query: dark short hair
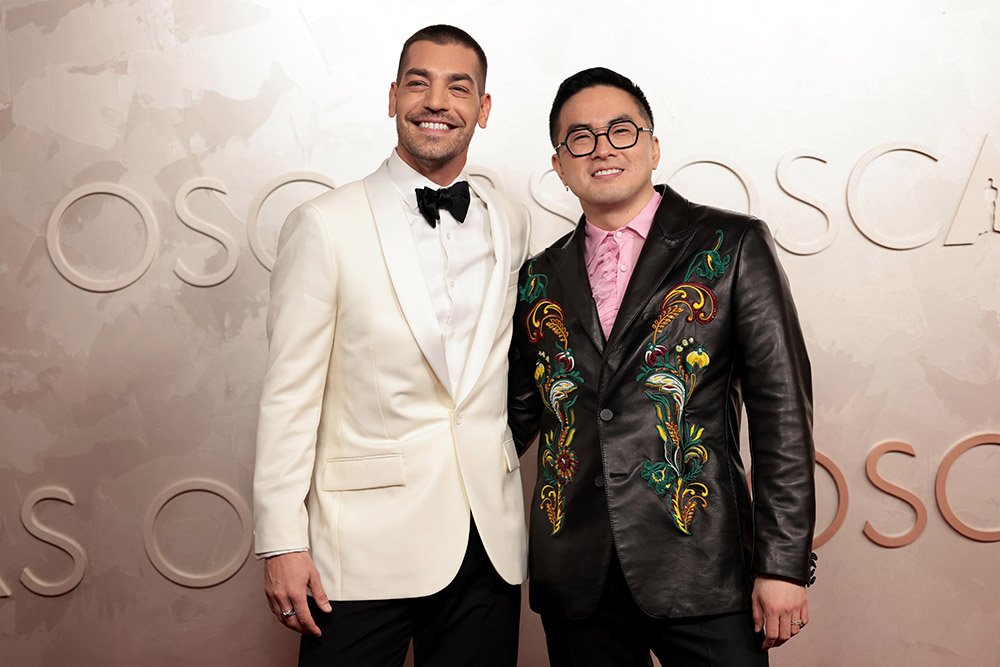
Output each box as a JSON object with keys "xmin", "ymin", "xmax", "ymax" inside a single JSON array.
[
  {"xmin": 397, "ymin": 24, "xmax": 488, "ymax": 92},
  {"xmin": 548, "ymin": 67, "xmax": 654, "ymax": 145}
]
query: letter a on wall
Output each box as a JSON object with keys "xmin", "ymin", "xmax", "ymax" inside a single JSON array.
[{"xmin": 945, "ymin": 134, "xmax": 1000, "ymax": 245}]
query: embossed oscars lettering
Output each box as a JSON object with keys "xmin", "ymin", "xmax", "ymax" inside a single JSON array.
[
  {"xmin": 774, "ymin": 151, "xmax": 836, "ymax": 255},
  {"xmin": 46, "ymin": 172, "xmax": 337, "ymax": 290},
  {"xmin": 935, "ymin": 435, "xmax": 1000, "ymax": 542},
  {"xmin": 664, "ymin": 155, "xmax": 760, "ymax": 217},
  {"xmin": 46, "ymin": 183, "xmax": 160, "ymax": 293},
  {"xmin": 174, "ymin": 178, "xmax": 240, "ymax": 287},
  {"xmin": 863, "ymin": 442, "xmax": 929, "ymax": 548},
  {"xmin": 20, "ymin": 487, "xmax": 87, "ymax": 596},
  {"xmin": 945, "ymin": 134, "xmax": 1000, "ymax": 245},
  {"xmin": 143, "ymin": 479, "xmax": 253, "ymax": 588},
  {"xmin": 2, "ymin": 435, "xmax": 996, "ymax": 599},
  {"xmin": 246, "ymin": 172, "xmax": 337, "ymax": 271},
  {"xmin": 45, "ymin": 138, "xmax": 1000, "ymax": 292},
  {"xmin": 813, "ymin": 452, "xmax": 849, "ymax": 549},
  {"xmin": 847, "ymin": 142, "xmax": 941, "ymax": 250}
]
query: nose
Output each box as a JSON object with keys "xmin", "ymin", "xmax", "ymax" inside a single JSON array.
[
  {"xmin": 592, "ymin": 132, "xmax": 615, "ymax": 158},
  {"xmin": 424, "ymin": 81, "xmax": 450, "ymax": 112}
]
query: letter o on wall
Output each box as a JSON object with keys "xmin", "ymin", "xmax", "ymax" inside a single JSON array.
[
  {"xmin": 813, "ymin": 452, "xmax": 849, "ymax": 549},
  {"xmin": 935, "ymin": 434, "xmax": 1000, "ymax": 542},
  {"xmin": 144, "ymin": 479, "xmax": 253, "ymax": 588},
  {"xmin": 46, "ymin": 183, "xmax": 160, "ymax": 292}
]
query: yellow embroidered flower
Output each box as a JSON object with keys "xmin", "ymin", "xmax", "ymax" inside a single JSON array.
[
  {"xmin": 535, "ymin": 362, "xmax": 546, "ymax": 383},
  {"xmin": 686, "ymin": 349, "xmax": 710, "ymax": 369}
]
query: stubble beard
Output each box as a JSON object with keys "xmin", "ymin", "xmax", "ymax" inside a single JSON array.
[{"xmin": 396, "ymin": 115, "xmax": 473, "ymax": 173}]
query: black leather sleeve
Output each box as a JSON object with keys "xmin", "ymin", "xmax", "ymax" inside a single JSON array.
[
  {"xmin": 507, "ymin": 326, "xmax": 543, "ymax": 457},
  {"xmin": 732, "ymin": 219, "xmax": 816, "ymax": 584}
]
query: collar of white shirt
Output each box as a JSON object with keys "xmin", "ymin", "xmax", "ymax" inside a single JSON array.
[{"xmin": 386, "ymin": 149, "xmax": 471, "ymax": 214}]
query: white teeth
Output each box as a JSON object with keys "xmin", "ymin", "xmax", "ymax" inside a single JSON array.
[
  {"xmin": 593, "ymin": 168, "xmax": 622, "ymax": 177},
  {"xmin": 419, "ymin": 122, "xmax": 450, "ymax": 130}
]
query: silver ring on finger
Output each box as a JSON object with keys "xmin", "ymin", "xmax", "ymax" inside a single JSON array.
[
  {"xmin": 791, "ymin": 619, "xmax": 804, "ymax": 627},
  {"xmin": 280, "ymin": 608, "xmax": 296, "ymax": 619}
]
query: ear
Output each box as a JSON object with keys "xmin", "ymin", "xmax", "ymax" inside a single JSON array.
[
  {"xmin": 651, "ymin": 134, "xmax": 661, "ymax": 170},
  {"xmin": 388, "ymin": 82, "xmax": 398, "ymax": 118},
  {"xmin": 551, "ymin": 152, "xmax": 567, "ymax": 186},
  {"xmin": 477, "ymin": 93, "xmax": 492, "ymax": 129}
]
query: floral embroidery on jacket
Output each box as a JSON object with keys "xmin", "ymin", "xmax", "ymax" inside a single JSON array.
[
  {"xmin": 520, "ymin": 261, "xmax": 583, "ymax": 536},
  {"xmin": 636, "ymin": 283, "xmax": 718, "ymax": 535}
]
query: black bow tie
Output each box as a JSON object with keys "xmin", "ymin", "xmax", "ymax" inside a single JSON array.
[{"xmin": 415, "ymin": 181, "xmax": 471, "ymax": 228}]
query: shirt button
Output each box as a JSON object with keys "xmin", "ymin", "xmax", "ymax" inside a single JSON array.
[
  {"xmin": 446, "ymin": 233, "xmax": 453, "ymax": 240},
  {"xmin": 614, "ymin": 230, "xmax": 623, "ymax": 238},
  {"xmin": 619, "ymin": 263, "xmax": 628, "ymax": 272},
  {"xmin": 599, "ymin": 408, "xmax": 614, "ymax": 422},
  {"xmin": 455, "ymin": 412, "xmax": 463, "ymax": 425},
  {"xmin": 594, "ymin": 475, "xmax": 606, "ymax": 488},
  {"xmin": 449, "ymin": 281, "xmax": 456, "ymax": 288}
]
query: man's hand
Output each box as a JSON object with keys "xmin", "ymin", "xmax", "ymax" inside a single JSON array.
[
  {"xmin": 264, "ymin": 552, "xmax": 332, "ymax": 636},
  {"xmin": 751, "ymin": 575, "xmax": 808, "ymax": 650}
]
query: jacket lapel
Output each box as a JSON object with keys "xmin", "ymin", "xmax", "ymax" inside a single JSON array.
[
  {"xmin": 549, "ymin": 222, "xmax": 605, "ymax": 356},
  {"xmin": 455, "ymin": 180, "xmax": 509, "ymax": 405},
  {"xmin": 605, "ymin": 186, "xmax": 697, "ymax": 351},
  {"xmin": 364, "ymin": 161, "xmax": 453, "ymax": 397}
]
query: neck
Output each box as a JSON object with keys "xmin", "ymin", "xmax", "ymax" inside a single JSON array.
[
  {"xmin": 395, "ymin": 146, "xmax": 466, "ymax": 186},
  {"xmin": 581, "ymin": 186, "xmax": 656, "ymax": 232}
]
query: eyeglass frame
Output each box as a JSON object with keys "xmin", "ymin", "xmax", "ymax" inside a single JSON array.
[{"xmin": 554, "ymin": 119, "xmax": 654, "ymax": 157}]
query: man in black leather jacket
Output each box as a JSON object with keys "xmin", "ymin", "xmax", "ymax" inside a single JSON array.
[{"xmin": 509, "ymin": 67, "xmax": 816, "ymax": 666}]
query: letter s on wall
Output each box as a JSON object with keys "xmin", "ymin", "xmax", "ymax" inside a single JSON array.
[{"xmin": 20, "ymin": 487, "xmax": 88, "ymax": 596}]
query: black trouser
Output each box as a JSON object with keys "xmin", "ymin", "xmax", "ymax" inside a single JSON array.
[
  {"xmin": 298, "ymin": 519, "xmax": 521, "ymax": 667},
  {"xmin": 541, "ymin": 553, "xmax": 767, "ymax": 667}
]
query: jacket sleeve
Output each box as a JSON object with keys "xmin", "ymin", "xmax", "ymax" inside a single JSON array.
[
  {"xmin": 253, "ymin": 203, "xmax": 338, "ymax": 555},
  {"xmin": 507, "ymin": 264, "xmax": 543, "ymax": 456},
  {"xmin": 732, "ymin": 219, "xmax": 815, "ymax": 584}
]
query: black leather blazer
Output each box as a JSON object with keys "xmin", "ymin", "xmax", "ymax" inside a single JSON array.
[{"xmin": 509, "ymin": 185, "xmax": 815, "ymax": 619}]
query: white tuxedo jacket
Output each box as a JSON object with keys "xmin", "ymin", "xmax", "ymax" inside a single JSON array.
[{"xmin": 253, "ymin": 160, "xmax": 531, "ymax": 600}]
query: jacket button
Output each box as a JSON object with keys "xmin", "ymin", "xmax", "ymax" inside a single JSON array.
[
  {"xmin": 594, "ymin": 476, "xmax": 605, "ymax": 488},
  {"xmin": 599, "ymin": 408, "xmax": 614, "ymax": 422}
]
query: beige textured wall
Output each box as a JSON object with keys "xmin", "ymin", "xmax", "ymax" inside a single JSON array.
[{"xmin": 2, "ymin": 1, "xmax": 998, "ymax": 665}]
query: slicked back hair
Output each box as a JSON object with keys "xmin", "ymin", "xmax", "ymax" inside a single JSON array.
[
  {"xmin": 396, "ymin": 24, "xmax": 488, "ymax": 92},
  {"xmin": 548, "ymin": 67, "xmax": 654, "ymax": 146}
]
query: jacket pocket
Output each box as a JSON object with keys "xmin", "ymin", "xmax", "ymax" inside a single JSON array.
[
  {"xmin": 321, "ymin": 454, "xmax": 406, "ymax": 491},
  {"xmin": 501, "ymin": 437, "xmax": 520, "ymax": 473}
]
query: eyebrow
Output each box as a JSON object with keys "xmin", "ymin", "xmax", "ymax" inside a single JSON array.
[
  {"xmin": 564, "ymin": 114, "xmax": 637, "ymax": 135},
  {"xmin": 403, "ymin": 68, "xmax": 475, "ymax": 86}
]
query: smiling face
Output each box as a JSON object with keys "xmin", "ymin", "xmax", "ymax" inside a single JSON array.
[
  {"xmin": 551, "ymin": 85, "xmax": 659, "ymax": 225},
  {"xmin": 389, "ymin": 40, "xmax": 491, "ymax": 185}
]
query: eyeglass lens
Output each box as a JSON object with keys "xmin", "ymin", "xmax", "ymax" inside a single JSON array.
[{"xmin": 565, "ymin": 121, "xmax": 640, "ymax": 156}]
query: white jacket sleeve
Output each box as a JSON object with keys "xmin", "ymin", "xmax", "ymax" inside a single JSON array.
[{"xmin": 253, "ymin": 203, "xmax": 338, "ymax": 554}]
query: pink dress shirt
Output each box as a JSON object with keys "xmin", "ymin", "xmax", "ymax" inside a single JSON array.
[{"xmin": 584, "ymin": 192, "xmax": 662, "ymax": 339}]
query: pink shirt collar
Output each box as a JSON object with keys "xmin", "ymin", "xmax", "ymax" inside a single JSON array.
[{"xmin": 584, "ymin": 191, "xmax": 661, "ymax": 268}]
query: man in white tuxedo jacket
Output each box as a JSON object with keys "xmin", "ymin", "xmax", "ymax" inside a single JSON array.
[{"xmin": 253, "ymin": 25, "xmax": 531, "ymax": 666}]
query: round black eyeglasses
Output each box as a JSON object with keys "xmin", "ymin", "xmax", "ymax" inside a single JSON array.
[{"xmin": 555, "ymin": 120, "xmax": 653, "ymax": 157}]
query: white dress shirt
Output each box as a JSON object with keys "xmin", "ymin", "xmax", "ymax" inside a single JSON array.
[{"xmin": 386, "ymin": 149, "xmax": 495, "ymax": 395}]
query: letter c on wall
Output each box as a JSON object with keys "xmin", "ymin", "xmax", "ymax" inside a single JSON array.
[
  {"xmin": 935, "ymin": 434, "xmax": 1000, "ymax": 542},
  {"xmin": 847, "ymin": 142, "xmax": 939, "ymax": 250},
  {"xmin": 144, "ymin": 479, "xmax": 252, "ymax": 588},
  {"xmin": 46, "ymin": 183, "xmax": 160, "ymax": 292},
  {"xmin": 247, "ymin": 172, "xmax": 337, "ymax": 271}
]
